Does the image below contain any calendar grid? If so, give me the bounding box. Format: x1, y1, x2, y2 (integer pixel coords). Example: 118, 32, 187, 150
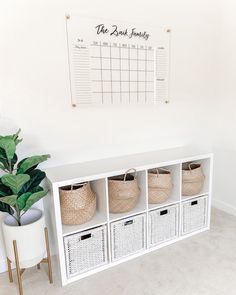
109, 43, 113, 104
99, 42, 104, 104
90, 57, 154, 61
145, 47, 147, 103
119, 44, 122, 104
137, 46, 139, 103
90, 42, 155, 104
128, 45, 131, 104
68, 18, 171, 106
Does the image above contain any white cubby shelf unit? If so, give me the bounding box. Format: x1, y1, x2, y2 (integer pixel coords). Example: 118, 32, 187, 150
44, 147, 213, 286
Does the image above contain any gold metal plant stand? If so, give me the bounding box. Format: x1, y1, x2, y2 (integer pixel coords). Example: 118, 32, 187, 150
6, 227, 53, 295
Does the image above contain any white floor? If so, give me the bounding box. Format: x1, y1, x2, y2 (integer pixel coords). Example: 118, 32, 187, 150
1, 208, 236, 295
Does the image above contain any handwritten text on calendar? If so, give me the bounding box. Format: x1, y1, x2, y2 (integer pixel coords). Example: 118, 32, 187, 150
95, 24, 150, 41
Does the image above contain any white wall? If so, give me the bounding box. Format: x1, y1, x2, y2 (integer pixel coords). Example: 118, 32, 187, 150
0, 0, 219, 272
211, 0, 236, 214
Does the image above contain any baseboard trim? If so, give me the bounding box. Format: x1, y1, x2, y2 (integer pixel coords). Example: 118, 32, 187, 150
212, 199, 236, 217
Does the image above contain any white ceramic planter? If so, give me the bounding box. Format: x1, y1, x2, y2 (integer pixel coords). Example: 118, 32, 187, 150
2, 208, 46, 269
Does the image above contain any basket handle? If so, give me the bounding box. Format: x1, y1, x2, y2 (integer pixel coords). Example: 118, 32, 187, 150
124, 168, 137, 181
155, 167, 171, 176
188, 163, 201, 170
70, 182, 88, 191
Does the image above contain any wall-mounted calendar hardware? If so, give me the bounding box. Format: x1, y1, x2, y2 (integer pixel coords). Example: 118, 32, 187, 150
66, 15, 171, 106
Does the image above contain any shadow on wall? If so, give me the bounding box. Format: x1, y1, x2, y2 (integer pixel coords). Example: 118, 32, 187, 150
212, 147, 236, 216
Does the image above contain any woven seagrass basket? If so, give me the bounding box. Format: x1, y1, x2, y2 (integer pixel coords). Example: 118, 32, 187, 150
182, 163, 205, 196
59, 182, 96, 225
148, 168, 173, 204
108, 168, 140, 213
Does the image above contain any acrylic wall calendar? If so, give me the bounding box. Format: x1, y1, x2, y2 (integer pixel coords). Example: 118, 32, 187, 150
66, 15, 171, 106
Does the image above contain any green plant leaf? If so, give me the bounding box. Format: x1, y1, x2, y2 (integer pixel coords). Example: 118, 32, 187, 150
0, 195, 17, 206
0, 201, 14, 215
1, 174, 30, 194
23, 190, 48, 212
12, 129, 22, 146
0, 147, 7, 160
11, 153, 18, 166
16, 192, 32, 210
0, 148, 9, 170
19, 169, 46, 194
0, 182, 12, 197
0, 163, 5, 171
17, 154, 50, 174
0, 129, 22, 146
0, 137, 16, 160
0, 149, 17, 172
30, 186, 44, 193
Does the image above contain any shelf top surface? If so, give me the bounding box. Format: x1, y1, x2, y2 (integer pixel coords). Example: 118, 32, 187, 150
45, 146, 213, 185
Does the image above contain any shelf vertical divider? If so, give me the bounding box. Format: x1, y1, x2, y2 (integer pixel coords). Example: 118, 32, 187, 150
52, 183, 67, 286
145, 169, 149, 249
207, 155, 214, 229
178, 162, 183, 237
105, 177, 112, 262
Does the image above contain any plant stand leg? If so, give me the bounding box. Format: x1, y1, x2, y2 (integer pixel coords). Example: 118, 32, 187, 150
37, 263, 40, 270
44, 227, 53, 284
7, 257, 13, 283
13, 240, 23, 295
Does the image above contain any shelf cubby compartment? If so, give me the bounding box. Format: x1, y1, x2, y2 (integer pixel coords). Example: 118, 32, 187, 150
60, 178, 108, 236
181, 158, 211, 200
108, 170, 147, 222
148, 164, 181, 211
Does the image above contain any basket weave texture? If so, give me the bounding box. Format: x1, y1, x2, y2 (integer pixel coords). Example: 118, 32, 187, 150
148, 204, 179, 247
108, 169, 140, 213
182, 196, 208, 234
64, 225, 107, 277
59, 182, 96, 225
148, 168, 172, 204
111, 214, 146, 261
182, 163, 205, 196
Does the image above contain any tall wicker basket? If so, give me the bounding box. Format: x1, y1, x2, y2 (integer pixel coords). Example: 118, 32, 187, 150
182, 163, 205, 196
108, 168, 140, 213
148, 168, 173, 204
59, 182, 96, 225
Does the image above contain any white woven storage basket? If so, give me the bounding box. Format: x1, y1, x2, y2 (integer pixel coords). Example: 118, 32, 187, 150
182, 196, 208, 235
111, 214, 146, 261
148, 204, 179, 247
64, 225, 108, 278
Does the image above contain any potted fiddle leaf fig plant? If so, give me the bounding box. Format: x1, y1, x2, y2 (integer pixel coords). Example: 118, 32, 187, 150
0, 129, 51, 268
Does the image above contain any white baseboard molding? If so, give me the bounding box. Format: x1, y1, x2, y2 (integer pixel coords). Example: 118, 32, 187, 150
212, 199, 236, 217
